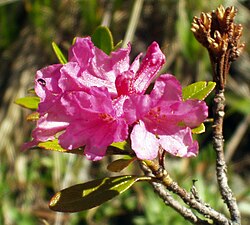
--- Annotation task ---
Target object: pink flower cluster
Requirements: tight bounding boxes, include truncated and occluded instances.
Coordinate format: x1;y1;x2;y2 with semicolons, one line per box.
24;37;208;161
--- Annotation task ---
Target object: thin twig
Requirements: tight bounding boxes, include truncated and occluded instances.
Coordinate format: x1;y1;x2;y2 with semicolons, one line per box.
151;182;210;225
140;160;230;225
212;77;241;225
139;162;208;225
191;6;244;224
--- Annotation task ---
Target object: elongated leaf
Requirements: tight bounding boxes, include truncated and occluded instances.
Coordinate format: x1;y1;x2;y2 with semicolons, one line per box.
192;123;205;134
15;96;40;110
49;176;151;212
52;42;67;64
72;37;77;45
182;81;216;101
113;40;123;51
92;26;114;55
38;139;83;155
107;158;135;172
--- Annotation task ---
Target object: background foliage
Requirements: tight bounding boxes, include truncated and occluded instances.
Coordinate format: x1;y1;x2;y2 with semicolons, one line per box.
0;0;249;224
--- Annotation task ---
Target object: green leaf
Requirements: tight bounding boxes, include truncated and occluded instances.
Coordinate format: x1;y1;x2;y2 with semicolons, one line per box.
49;175;151;212
52;42;67;64
192;123;205;134
26;112;40;121
107;158;135;172
182;81;216;101
38;139;83;155
110;141;128;151
113;40;123;51
92;26;114;55
38;139;67;152
72;37;77;45
27;88;35;94
15;96;40;110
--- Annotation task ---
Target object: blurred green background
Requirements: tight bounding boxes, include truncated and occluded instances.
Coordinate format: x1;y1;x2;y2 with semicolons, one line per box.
0;0;250;224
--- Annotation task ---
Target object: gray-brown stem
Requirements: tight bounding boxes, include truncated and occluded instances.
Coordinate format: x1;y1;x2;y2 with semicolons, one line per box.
140;160;231;225
212;88;241;224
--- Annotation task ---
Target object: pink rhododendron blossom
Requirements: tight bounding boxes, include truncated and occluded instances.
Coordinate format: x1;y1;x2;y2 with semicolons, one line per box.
125;74;208;159
57;87;128;160
25;84;128;160
67;37;165;98
23;37;133;160
23;37;208;161
115;42;165;96
67;37;132;97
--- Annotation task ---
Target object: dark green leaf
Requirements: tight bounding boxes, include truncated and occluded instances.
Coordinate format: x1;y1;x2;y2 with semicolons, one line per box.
92;26;114;55
182;81;216;101
15;96;40;110
107;158;135;172
52;42;67;64
49;176;151;212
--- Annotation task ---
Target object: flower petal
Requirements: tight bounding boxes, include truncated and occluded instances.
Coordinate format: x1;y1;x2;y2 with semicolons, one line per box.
84;146;107;161
159;127;198;157
68;38;132;97
115;71;134;96
110;43;131;74
56;88;128;160
68;37;94;69
171;99;208;128
133;42;165;94
59;62;86;91
123;95;152;124
155;100;208;129
130;120;159;160
130;53;143;74
35;64;63;105
59;117;127;160
150;74;182;104
33;114;69;142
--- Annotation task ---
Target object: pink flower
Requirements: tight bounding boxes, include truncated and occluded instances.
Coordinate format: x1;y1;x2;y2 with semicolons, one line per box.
67;37;131;97
26;82;128;160
23;37;208;161
57;87;128;160
125;74;208;160
66;38;165;98
115;42;165;96
23;36;133;160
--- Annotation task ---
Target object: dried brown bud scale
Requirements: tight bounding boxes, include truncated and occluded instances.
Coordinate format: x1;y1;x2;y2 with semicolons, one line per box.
191;4;244;89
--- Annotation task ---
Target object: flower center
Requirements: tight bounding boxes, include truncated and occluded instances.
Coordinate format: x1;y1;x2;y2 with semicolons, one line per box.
147;107;166;123
98;113;114;122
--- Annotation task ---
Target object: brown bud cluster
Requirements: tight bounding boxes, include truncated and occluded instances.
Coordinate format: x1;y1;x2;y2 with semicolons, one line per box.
191;5;245;62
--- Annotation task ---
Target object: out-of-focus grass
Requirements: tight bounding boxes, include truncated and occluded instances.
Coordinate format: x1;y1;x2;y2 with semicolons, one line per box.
0;0;250;224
